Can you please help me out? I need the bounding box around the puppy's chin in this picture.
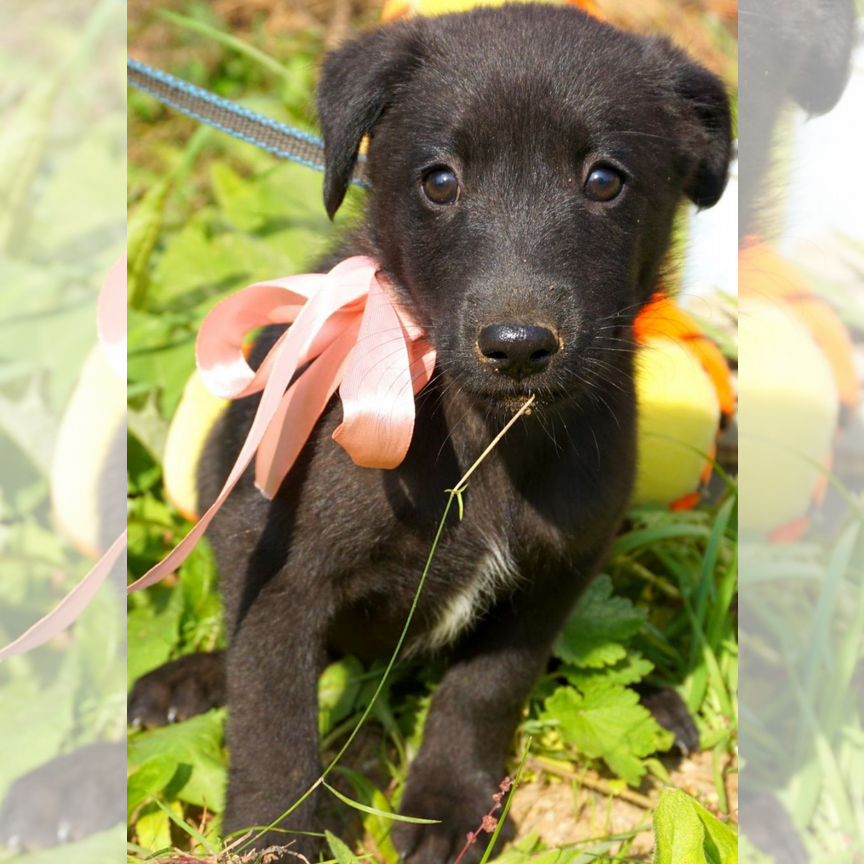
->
[456,377,573,417]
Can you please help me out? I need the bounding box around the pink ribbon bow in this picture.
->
[128,256,436,591]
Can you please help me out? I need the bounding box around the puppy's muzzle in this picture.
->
[477,323,559,380]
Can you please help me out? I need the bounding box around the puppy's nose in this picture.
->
[477,324,560,379]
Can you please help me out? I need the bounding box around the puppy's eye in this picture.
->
[422,167,460,205]
[584,166,624,202]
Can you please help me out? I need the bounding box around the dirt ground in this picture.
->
[508,749,738,858]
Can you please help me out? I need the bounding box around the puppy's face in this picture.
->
[319,5,731,409]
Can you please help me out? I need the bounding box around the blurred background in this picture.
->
[0,0,126,862]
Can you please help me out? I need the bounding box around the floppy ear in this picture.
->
[675,62,733,208]
[317,24,425,219]
[649,40,733,209]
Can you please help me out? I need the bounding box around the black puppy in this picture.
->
[131,5,731,861]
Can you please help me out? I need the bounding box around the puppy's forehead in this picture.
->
[400,8,666,158]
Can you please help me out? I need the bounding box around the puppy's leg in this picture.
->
[395,561,596,864]
[222,575,330,861]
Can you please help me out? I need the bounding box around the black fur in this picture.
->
[142,6,731,861]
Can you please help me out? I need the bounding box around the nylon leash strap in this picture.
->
[127,58,369,188]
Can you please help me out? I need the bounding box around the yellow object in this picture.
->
[633,293,735,419]
[381,0,603,22]
[740,240,858,411]
[163,371,228,521]
[738,297,839,534]
[633,338,721,506]
[51,347,126,558]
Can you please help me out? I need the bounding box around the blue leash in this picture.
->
[127,58,369,188]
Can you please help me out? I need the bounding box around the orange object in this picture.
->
[769,516,811,545]
[667,445,719,512]
[381,0,412,20]
[670,491,702,512]
[740,238,858,410]
[566,0,603,19]
[634,292,736,418]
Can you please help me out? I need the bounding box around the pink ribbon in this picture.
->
[128,256,436,592]
[98,253,127,379]
[0,257,128,663]
[0,531,127,661]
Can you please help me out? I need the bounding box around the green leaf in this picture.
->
[178,541,220,617]
[652,789,737,864]
[128,393,171,462]
[562,652,654,689]
[335,768,401,864]
[326,830,363,864]
[318,656,365,737]
[153,797,216,855]
[542,682,672,786]
[613,524,710,556]
[128,709,227,812]
[127,329,196,419]
[323,781,440,824]
[209,160,332,251]
[491,834,617,864]
[555,575,646,668]
[148,216,248,307]
[134,800,174,853]
[488,833,545,863]
[127,596,182,685]
[175,541,224,651]
[128,177,173,309]
[128,432,163,495]
[128,755,178,817]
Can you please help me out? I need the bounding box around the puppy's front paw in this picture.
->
[641,688,700,755]
[394,770,514,864]
[128,651,225,729]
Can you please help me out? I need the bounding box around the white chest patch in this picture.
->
[424,535,521,651]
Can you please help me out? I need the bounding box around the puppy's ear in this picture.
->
[318,24,425,219]
[675,62,733,209]
[649,40,733,209]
